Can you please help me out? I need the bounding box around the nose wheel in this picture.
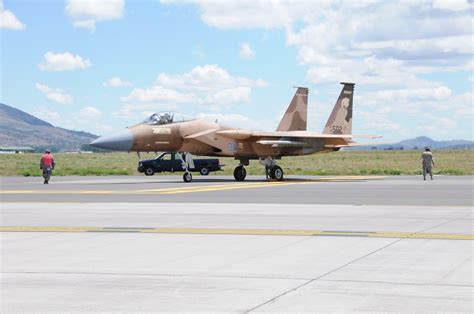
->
[183,172,193,183]
[233,165,247,181]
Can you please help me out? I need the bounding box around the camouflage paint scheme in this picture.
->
[92,82,378,161]
[276,87,308,132]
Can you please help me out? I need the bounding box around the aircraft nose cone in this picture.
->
[90,129,133,151]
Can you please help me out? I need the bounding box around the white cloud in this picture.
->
[66,0,124,30]
[122,85,196,104]
[78,106,102,120]
[33,107,61,125]
[432,0,471,11]
[415,114,458,137]
[354,35,473,56]
[117,64,266,119]
[0,0,25,30]
[203,86,252,105]
[449,92,474,116]
[39,51,91,72]
[113,103,180,119]
[35,83,73,105]
[372,86,452,102]
[103,77,132,87]
[123,64,265,105]
[161,0,311,30]
[168,1,473,86]
[359,111,401,132]
[239,43,255,60]
[156,64,267,91]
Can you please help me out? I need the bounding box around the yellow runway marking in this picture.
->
[0,176,383,195]
[0,226,472,240]
[157,181,315,194]
[138,181,281,193]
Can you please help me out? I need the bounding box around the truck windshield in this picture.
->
[157,153,179,160]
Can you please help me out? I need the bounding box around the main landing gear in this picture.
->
[233,158,249,182]
[233,165,247,181]
[232,157,284,182]
[260,157,284,181]
[268,165,284,181]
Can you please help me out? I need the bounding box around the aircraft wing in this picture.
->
[216,130,351,139]
[216,129,382,148]
[216,130,381,140]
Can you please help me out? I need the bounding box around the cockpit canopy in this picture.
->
[141,112,194,125]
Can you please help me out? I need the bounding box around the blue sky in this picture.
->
[1,0,473,141]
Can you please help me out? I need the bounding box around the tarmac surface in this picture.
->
[1,175,473,312]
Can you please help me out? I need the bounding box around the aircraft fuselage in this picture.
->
[127,119,332,158]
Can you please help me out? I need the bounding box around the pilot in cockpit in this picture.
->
[159,113,171,124]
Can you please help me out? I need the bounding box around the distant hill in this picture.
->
[0,103,98,151]
[352,136,474,151]
[393,136,474,150]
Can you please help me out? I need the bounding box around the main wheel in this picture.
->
[266,166,275,179]
[183,172,193,183]
[270,165,284,181]
[199,167,209,176]
[233,166,247,181]
[144,167,155,176]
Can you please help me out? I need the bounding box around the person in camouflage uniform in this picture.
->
[421,147,435,180]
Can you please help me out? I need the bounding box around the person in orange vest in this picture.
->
[40,149,55,184]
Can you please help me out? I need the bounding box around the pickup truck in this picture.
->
[137,152,223,176]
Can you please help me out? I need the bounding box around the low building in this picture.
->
[0,146,34,154]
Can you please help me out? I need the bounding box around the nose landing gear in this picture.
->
[180,152,195,183]
[183,172,193,182]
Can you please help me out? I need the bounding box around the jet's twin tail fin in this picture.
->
[323,82,355,135]
[276,87,308,132]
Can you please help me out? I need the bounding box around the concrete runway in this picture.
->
[1,175,473,312]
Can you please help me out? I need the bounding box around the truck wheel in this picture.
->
[183,172,193,183]
[200,167,210,176]
[270,166,284,181]
[144,167,155,176]
[233,166,246,181]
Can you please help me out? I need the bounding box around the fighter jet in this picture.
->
[90,82,380,182]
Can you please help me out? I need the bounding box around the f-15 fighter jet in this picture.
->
[90,82,380,182]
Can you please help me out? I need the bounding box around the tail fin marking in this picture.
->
[323,82,354,135]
